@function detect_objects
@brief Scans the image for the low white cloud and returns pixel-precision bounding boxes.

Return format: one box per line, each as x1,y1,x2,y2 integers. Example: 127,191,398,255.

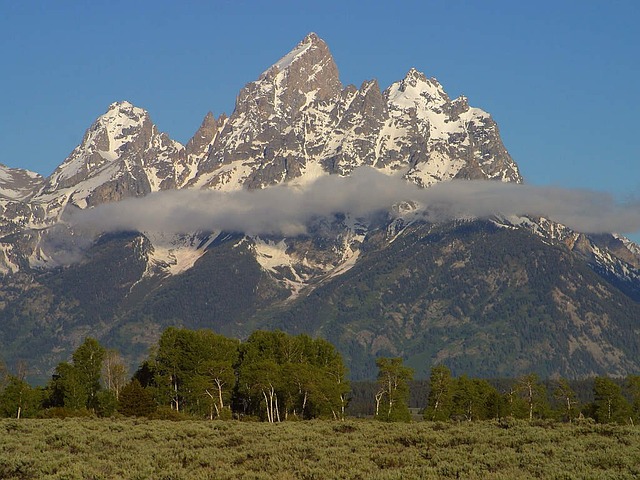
68,167,640,237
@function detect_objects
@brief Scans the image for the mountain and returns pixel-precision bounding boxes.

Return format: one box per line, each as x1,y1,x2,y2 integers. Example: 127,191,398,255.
0,33,638,382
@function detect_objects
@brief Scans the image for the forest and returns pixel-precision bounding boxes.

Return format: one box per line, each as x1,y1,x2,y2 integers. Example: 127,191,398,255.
1,327,640,425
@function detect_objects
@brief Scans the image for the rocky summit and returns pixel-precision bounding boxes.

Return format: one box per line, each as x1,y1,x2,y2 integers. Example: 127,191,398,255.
0,34,638,381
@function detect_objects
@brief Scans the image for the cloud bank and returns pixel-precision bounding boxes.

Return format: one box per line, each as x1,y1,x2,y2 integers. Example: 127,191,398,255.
68,167,640,237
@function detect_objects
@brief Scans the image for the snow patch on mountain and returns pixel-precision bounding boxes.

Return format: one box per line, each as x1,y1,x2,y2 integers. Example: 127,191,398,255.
48,101,148,189
144,231,219,276
614,233,640,259
0,243,21,274
253,237,307,298
0,165,44,201
268,36,314,74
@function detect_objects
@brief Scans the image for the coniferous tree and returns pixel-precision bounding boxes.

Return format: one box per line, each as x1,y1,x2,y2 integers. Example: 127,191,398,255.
118,379,157,417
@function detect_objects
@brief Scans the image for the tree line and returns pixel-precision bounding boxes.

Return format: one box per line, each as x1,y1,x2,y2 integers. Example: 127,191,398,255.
371,361,640,424
0,328,349,421
1,329,639,424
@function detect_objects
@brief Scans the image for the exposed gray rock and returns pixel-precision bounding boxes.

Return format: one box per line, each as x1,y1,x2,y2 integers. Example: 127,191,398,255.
0,32,635,295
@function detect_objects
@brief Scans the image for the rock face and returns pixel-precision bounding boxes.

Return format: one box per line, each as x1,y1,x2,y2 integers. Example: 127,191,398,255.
0,164,44,202
0,33,639,381
0,33,521,236
0,32,527,275
191,33,521,190
37,101,187,209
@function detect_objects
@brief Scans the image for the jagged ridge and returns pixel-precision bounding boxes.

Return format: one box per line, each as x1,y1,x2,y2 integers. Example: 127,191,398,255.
0,33,638,381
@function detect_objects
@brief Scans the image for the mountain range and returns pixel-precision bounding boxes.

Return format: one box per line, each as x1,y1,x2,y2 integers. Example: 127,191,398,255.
1,33,639,382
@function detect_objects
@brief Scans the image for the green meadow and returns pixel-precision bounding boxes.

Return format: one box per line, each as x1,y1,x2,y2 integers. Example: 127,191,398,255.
1,418,638,479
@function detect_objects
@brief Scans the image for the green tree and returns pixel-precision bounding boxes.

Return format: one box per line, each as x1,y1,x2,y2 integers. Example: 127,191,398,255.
593,377,631,424
0,359,8,391
154,327,188,412
625,375,640,424
102,349,128,401
485,386,507,420
45,338,108,413
375,357,413,422
517,373,549,421
72,337,106,410
154,328,240,417
235,331,349,421
148,327,349,421
451,376,495,421
301,337,350,420
553,378,579,422
118,379,157,417
237,359,283,422
281,362,316,420
0,375,42,418
502,382,528,419
424,365,453,421
48,362,88,410
192,331,239,419
95,390,118,417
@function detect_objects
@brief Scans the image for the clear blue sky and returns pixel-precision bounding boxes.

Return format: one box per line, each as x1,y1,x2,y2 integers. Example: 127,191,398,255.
2,1,639,240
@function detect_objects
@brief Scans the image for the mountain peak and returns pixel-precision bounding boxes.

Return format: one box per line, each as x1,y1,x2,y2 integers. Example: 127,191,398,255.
109,100,135,109
104,100,148,122
405,67,428,83
39,101,154,194
385,68,450,109
264,32,330,76
234,33,342,119
303,31,321,42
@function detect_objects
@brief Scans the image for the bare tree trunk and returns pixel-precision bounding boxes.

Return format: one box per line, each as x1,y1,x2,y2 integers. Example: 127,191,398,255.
269,388,275,423
262,390,272,423
375,390,384,417
301,391,308,420
205,389,215,420
214,378,225,412
173,376,180,412
274,388,281,423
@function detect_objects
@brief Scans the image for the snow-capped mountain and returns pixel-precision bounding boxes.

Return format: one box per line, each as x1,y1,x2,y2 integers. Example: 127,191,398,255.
191,33,521,190
0,33,639,380
0,31,638,293
36,101,188,210
0,164,44,202
0,33,526,276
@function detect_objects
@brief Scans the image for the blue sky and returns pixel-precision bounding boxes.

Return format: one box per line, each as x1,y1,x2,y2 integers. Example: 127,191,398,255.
1,1,639,241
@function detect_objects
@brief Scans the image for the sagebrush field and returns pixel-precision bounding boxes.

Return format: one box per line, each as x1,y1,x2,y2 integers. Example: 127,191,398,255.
1,418,638,479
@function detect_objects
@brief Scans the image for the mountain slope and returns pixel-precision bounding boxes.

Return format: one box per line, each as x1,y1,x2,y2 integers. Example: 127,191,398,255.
258,221,640,379
0,33,638,382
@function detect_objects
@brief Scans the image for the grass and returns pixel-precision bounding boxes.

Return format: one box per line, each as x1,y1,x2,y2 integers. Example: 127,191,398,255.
0,418,638,479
